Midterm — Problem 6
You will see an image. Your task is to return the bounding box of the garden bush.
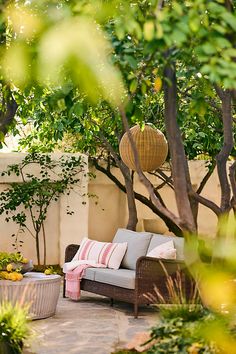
[0,302,31,353]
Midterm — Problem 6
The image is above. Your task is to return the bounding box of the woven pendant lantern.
[119,124,168,172]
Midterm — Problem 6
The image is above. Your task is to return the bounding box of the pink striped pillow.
[74,238,127,270]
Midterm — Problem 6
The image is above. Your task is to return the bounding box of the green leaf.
[141,82,147,95]
[123,55,137,69]
[170,29,187,45]
[73,102,84,117]
[189,17,200,33]
[208,2,225,15]
[172,1,183,16]
[223,48,236,58]
[220,12,236,31]
[201,43,216,55]
[115,20,125,40]
[0,132,5,142]
[213,37,231,49]
[130,79,138,93]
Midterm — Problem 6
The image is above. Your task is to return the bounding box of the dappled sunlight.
[27,291,157,354]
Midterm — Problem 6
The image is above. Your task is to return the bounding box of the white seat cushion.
[83,268,97,281]
[93,268,136,289]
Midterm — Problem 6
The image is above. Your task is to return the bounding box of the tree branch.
[196,161,216,195]
[92,158,183,236]
[148,169,174,190]
[190,191,221,216]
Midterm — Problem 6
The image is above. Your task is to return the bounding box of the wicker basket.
[119,125,168,172]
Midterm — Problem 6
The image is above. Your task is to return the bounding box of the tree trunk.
[0,86,18,136]
[120,164,138,230]
[35,230,40,265]
[42,222,47,265]
[229,160,236,210]
[163,61,196,232]
[215,87,234,212]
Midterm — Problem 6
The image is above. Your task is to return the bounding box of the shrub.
[0,302,31,353]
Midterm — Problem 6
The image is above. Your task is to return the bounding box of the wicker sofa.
[63,229,191,317]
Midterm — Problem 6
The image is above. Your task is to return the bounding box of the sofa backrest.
[147,234,184,260]
[112,229,152,270]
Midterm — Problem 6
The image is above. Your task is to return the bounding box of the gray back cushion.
[112,228,152,270]
[147,234,185,260]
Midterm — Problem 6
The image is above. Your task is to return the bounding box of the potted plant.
[0,302,31,353]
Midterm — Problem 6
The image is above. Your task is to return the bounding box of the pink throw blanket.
[65,263,105,300]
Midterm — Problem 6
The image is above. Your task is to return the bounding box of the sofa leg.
[110,298,114,307]
[134,302,138,318]
[63,278,66,298]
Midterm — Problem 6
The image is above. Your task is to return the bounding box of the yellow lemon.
[0,271,8,279]
[16,273,23,281]
[22,258,28,264]
[44,269,51,275]
[5,272,11,280]
[9,272,18,281]
[6,264,13,272]
[7,273,13,281]
[154,77,162,92]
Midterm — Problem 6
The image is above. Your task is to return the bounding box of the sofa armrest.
[65,244,80,262]
[136,256,186,278]
[135,256,193,302]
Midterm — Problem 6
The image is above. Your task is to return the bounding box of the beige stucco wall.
[0,154,225,265]
[88,160,220,241]
[0,153,89,265]
[88,168,127,242]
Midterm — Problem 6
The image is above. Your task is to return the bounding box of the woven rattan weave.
[119,124,168,172]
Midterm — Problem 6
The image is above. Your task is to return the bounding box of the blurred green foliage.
[1,0,235,160]
[0,302,31,353]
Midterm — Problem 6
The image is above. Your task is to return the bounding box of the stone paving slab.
[24,289,159,354]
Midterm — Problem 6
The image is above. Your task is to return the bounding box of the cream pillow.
[147,240,177,259]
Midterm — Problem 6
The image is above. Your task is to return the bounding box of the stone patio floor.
[24,289,159,354]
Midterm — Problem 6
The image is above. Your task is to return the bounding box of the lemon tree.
[0,152,86,265]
